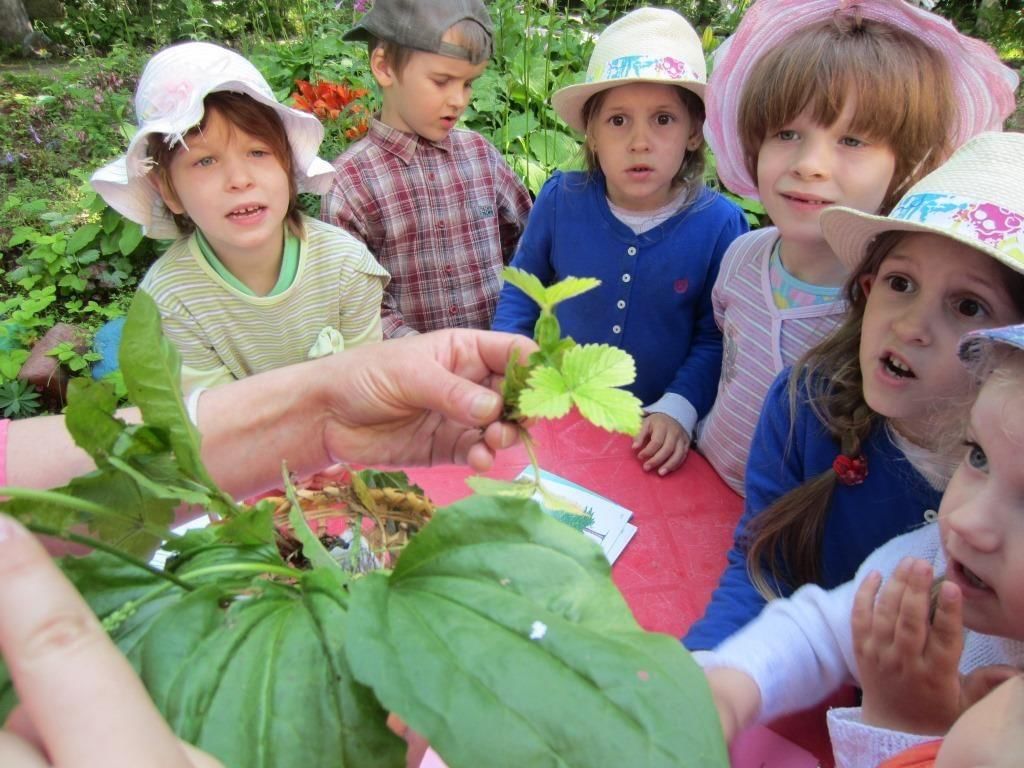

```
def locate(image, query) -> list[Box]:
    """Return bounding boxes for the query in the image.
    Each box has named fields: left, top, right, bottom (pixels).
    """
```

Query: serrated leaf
left=572, top=386, right=643, bottom=436
left=501, top=266, right=549, bottom=308
left=560, top=344, right=636, bottom=390
left=518, top=365, right=572, bottom=419
left=346, top=496, right=729, bottom=768
left=464, top=475, right=538, bottom=498
left=544, top=276, right=601, bottom=307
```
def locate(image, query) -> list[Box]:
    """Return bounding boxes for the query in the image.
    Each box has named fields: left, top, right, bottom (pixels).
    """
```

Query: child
left=695, top=0, right=1019, bottom=496
left=704, top=320, right=1024, bottom=768
left=683, top=132, right=1024, bottom=650
left=322, top=0, right=532, bottom=338
left=491, top=8, right=749, bottom=476
left=91, top=42, right=389, bottom=396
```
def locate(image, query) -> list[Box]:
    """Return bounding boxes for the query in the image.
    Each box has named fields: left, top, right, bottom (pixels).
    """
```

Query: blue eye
left=839, top=136, right=866, bottom=148
left=964, top=440, right=988, bottom=471
left=777, top=129, right=798, bottom=141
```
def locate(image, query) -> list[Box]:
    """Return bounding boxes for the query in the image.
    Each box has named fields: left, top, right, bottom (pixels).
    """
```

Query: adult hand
left=0, top=514, right=221, bottom=767
left=854, top=558, right=964, bottom=735
left=632, top=413, right=691, bottom=476
left=316, top=329, right=536, bottom=472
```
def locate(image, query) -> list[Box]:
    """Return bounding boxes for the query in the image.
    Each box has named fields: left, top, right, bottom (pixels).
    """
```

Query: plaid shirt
left=322, top=119, right=532, bottom=337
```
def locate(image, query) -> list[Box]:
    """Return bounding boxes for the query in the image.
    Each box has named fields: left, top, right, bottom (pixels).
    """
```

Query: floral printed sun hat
left=959, top=323, right=1024, bottom=375
left=820, top=132, right=1024, bottom=277
left=91, top=41, right=336, bottom=240
left=705, top=0, right=1020, bottom=199
left=550, top=7, right=706, bottom=135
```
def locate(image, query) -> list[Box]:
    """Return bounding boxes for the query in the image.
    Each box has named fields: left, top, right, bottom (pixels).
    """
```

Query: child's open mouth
left=227, top=205, right=266, bottom=220
left=881, top=353, right=915, bottom=379
left=953, top=559, right=992, bottom=592
left=781, top=193, right=832, bottom=206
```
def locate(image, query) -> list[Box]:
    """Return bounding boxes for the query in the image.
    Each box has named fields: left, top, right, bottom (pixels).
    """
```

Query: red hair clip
left=833, top=454, right=868, bottom=485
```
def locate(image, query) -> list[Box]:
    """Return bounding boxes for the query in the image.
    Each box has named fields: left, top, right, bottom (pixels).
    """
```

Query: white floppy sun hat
left=91, top=41, right=336, bottom=240
left=820, top=132, right=1024, bottom=275
left=551, top=7, right=706, bottom=135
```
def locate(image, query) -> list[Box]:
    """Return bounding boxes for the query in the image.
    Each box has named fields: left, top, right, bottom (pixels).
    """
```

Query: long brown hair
left=147, top=91, right=303, bottom=238
left=745, top=232, right=1024, bottom=599
left=738, top=16, right=956, bottom=213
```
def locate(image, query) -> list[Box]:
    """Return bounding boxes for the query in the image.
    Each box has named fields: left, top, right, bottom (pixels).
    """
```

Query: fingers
left=852, top=570, right=883, bottom=651
left=631, top=416, right=653, bottom=451
left=929, top=580, right=964, bottom=666
left=0, top=515, right=193, bottom=768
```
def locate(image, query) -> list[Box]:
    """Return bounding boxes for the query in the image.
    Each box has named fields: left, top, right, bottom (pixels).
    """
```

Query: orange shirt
left=878, top=740, right=943, bottom=768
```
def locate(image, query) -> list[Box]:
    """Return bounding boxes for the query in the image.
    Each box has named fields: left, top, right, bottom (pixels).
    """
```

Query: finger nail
left=0, top=515, right=25, bottom=543
left=470, top=392, right=500, bottom=420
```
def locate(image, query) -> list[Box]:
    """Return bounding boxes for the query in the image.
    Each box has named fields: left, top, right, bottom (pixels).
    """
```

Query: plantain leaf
left=346, top=496, right=729, bottom=768
left=464, top=475, right=538, bottom=498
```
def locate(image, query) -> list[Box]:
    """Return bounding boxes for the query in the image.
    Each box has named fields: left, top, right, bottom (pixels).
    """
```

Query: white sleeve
left=828, top=707, right=940, bottom=768
left=699, top=578, right=859, bottom=723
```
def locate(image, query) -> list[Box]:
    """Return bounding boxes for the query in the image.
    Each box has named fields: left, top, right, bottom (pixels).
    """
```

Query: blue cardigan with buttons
left=491, top=170, right=747, bottom=412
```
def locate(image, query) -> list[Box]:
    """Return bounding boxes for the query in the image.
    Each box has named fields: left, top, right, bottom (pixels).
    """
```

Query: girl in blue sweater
left=491, top=8, right=747, bottom=476
left=685, top=132, right=1024, bottom=650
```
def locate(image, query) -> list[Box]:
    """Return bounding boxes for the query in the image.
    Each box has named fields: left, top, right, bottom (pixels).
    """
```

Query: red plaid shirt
left=322, top=119, right=532, bottom=337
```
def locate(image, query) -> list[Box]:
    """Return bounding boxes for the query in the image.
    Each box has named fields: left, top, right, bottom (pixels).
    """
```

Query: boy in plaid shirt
left=322, top=0, right=532, bottom=337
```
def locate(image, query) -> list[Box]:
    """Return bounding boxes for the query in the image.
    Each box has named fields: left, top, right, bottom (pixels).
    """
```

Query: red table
left=406, top=411, right=844, bottom=766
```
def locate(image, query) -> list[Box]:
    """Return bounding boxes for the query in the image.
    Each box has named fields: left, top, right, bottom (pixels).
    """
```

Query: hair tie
left=833, top=454, right=868, bottom=485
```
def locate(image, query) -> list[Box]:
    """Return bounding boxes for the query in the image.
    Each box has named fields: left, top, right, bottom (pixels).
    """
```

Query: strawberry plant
left=0, top=291, right=727, bottom=768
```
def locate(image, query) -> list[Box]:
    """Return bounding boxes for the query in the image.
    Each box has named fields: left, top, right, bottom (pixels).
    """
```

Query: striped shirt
left=139, top=216, right=389, bottom=395
left=321, top=119, right=532, bottom=337
left=696, top=227, right=847, bottom=495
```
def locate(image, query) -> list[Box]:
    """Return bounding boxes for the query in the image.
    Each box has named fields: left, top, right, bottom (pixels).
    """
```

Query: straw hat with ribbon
left=91, top=41, right=336, bottom=240
left=705, top=0, right=1020, bottom=199
left=820, top=132, right=1024, bottom=276
left=551, top=8, right=706, bottom=135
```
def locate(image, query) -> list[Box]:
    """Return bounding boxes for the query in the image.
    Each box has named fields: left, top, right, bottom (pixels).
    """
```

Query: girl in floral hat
left=696, top=0, right=1019, bottom=498
left=704, top=315, right=1024, bottom=767
left=92, top=42, right=389, bottom=397
left=492, top=7, right=749, bottom=476
left=685, top=132, right=1024, bottom=651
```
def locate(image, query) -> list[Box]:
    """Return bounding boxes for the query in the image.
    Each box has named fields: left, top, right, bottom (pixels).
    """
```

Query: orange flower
left=291, top=80, right=370, bottom=122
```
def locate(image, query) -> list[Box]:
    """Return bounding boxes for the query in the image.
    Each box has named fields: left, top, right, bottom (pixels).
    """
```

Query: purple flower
left=354, top=0, right=371, bottom=11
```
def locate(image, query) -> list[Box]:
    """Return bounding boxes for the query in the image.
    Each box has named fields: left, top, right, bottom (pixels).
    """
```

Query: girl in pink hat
left=696, top=0, right=1019, bottom=499
left=492, top=8, right=749, bottom=477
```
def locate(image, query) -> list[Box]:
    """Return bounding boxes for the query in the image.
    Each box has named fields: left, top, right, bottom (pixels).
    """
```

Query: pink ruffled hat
left=705, top=0, right=1020, bottom=199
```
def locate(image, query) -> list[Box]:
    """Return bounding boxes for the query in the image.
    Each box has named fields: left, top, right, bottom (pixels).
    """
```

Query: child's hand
left=853, top=558, right=965, bottom=735
left=632, top=413, right=691, bottom=475
left=704, top=667, right=762, bottom=744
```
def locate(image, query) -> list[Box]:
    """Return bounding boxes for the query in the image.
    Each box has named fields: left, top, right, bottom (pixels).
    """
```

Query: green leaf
left=117, top=221, right=144, bottom=255
left=518, top=365, right=572, bottom=419
left=346, top=497, right=729, bottom=768
left=464, top=476, right=538, bottom=498
left=284, top=471, right=348, bottom=589
left=67, top=222, right=101, bottom=255
left=561, top=344, right=636, bottom=390
left=544, top=276, right=602, bottom=308
left=120, top=292, right=235, bottom=517
left=501, top=266, right=549, bottom=308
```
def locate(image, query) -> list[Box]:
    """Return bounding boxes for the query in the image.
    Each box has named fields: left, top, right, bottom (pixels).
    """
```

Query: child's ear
left=150, top=172, right=185, bottom=216
left=685, top=124, right=703, bottom=152
left=858, top=273, right=876, bottom=296
left=369, top=46, right=395, bottom=88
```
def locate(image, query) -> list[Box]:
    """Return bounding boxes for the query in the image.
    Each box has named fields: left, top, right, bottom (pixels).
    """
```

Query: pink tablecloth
left=405, top=411, right=742, bottom=638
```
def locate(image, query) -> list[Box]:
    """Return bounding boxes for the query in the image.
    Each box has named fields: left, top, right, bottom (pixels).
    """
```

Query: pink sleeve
left=0, top=418, right=8, bottom=485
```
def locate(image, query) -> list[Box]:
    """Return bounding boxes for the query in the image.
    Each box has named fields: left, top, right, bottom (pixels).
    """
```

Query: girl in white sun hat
left=694, top=0, right=1020, bottom=501
left=91, top=41, right=389, bottom=396
left=687, top=132, right=1024, bottom=657
left=492, top=7, right=749, bottom=477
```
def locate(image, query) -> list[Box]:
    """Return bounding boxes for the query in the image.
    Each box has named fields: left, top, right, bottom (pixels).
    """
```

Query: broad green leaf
left=284, top=472, right=347, bottom=589
left=518, top=365, right=572, bottom=419
left=66, top=222, right=101, bottom=255
left=501, top=266, right=548, bottom=308
left=120, top=292, right=234, bottom=517
left=561, top=344, right=636, bottom=390
left=117, top=221, right=144, bottom=255
left=346, top=497, right=729, bottom=768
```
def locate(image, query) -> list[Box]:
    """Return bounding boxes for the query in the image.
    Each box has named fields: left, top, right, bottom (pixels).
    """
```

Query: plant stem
left=183, top=562, right=301, bottom=582
left=26, top=522, right=194, bottom=590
